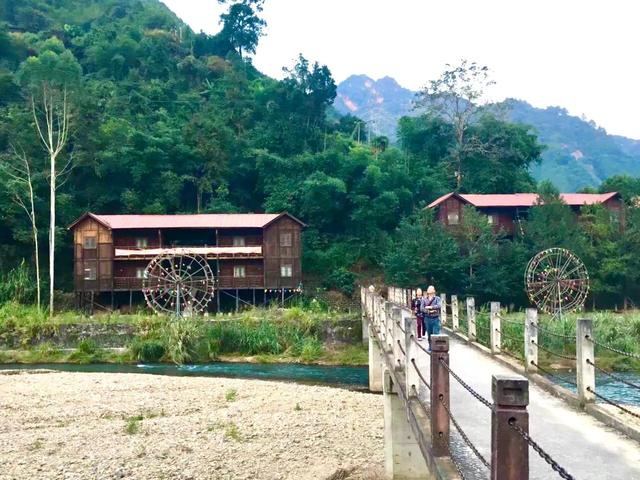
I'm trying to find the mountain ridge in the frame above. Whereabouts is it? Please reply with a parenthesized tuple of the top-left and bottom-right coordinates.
(334, 74, 640, 191)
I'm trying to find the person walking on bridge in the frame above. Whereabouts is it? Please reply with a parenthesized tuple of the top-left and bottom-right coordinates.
(421, 285, 441, 350)
(411, 288, 425, 340)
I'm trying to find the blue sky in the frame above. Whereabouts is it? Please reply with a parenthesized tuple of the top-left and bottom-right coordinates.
(162, 0, 640, 139)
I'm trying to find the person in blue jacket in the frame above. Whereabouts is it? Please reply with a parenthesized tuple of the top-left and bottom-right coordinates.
(420, 285, 441, 349)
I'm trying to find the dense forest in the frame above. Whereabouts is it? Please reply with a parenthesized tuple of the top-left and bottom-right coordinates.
(1, 0, 640, 309)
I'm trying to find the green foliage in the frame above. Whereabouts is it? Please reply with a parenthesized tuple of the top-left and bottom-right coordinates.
(0, 261, 37, 305)
(162, 319, 204, 365)
(130, 338, 166, 362)
(322, 268, 356, 297)
(225, 388, 237, 401)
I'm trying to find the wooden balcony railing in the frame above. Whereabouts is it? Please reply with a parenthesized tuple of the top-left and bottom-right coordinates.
(112, 275, 265, 291)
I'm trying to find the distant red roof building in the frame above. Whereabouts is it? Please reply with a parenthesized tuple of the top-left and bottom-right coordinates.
(426, 192, 623, 235)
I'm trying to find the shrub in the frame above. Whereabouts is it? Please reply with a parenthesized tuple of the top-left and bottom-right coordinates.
(162, 318, 204, 364)
(130, 338, 166, 362)
(0, 260, 37, 305)
(77, 339, 98, 355)
(322, 267, 357, 297)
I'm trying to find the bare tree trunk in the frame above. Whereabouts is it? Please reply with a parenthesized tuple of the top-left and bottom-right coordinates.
(1, 146, 41, 310)
(49, 151, 56, 316)
(31, 85, 71, 318)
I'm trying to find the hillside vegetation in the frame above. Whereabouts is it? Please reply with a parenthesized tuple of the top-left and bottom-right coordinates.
(335, 75, 640, 191)
(2, 1, 640, 309)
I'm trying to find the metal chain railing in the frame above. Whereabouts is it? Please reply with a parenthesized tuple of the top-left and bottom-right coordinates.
(585, 335, 640, 360)
(438, 357, 493, 409)
(508, 418, 575, 480)
(396, 320, 406, 334)
(410, 358, 431, 390)
(587, 386, 640, 420)
(534, 323, 574, 341)
(530, 360, 578, 387)
(413, 336, 432, 356)
(439, 395, 490, 469)
(586, 359, 640, 391)
(397, 339, 406, 357)
(531, 340, 577, 361)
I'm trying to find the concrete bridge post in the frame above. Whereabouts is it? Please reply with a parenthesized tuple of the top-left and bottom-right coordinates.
(369, 324, 383, 393)
(490, 302, 501, 354)
(405, 311, 418, 396)
(362, 293, 370, 346)
(441, 293, 448, 326)
(467, 297, 477, 341)
(430, 334, 450, 457)
(383, 368, 430, 479)
(385, 302, 394, 352)
(491, 375, 529, 480)
(525, 309, 538, 373)
(576, 318, 595, 404)
(398, 309, 412, 370)
(392, 307, 402, 367)
(451, 295, 459, 331)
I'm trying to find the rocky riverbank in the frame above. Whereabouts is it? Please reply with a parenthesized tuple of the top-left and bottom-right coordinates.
(0, 370, 384, 480)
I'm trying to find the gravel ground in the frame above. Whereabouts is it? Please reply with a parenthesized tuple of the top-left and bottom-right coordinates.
(0, 371, 384, 480)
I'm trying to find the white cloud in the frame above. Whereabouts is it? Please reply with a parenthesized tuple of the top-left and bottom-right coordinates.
(162, 0, 640, 139)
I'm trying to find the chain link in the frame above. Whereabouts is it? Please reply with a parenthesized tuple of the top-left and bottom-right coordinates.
(586, 359, 640, 391)
(439, 396, 490, 469)
(438, 357, 493, 409)
(532, 340, 577, 361)
(587, 387, 640, 420)
(412, 336, 432, 356)
(534, 323, 574, 341)
(410, 358, 431, 390)
(585, 335, 640, 360)
(508, 419, 575, 480)
(397, 339, 406, 357)
(396, 320, 406, 334)
(530, 361, 577, 387)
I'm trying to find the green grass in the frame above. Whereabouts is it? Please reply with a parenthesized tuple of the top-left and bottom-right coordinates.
(467, 308, 640, 371)
(124, 415, 143, 434)
(225, 388, 237, 402)
(0, 303, 365, 365)
(223, 422, 243, 442)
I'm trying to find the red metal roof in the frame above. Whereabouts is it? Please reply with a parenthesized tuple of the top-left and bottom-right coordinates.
(69, 212, 305, 230)
(427, 192, 619, 209)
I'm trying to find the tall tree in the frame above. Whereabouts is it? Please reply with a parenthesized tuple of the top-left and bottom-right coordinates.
(17, 40, 81, 316)
(416, 59, 495, 189)
(218, 1, 266, 58)
(0, 145, 41, 309)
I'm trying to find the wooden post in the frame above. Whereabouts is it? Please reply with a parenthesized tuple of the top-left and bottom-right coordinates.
(490, 302, 501, 354)
(441, 293, 448, 325)
(451, 295, 459, 331)
(467, 297, 476, 341)
(430, 334, 450, 457)
(525, 309, 538, 372)
(491, 375, 529, 480)
(576, 318, 595, 404)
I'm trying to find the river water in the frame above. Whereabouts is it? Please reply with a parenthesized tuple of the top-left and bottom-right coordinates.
(543, 371, 640, 405)
(0, 362, 369, 390)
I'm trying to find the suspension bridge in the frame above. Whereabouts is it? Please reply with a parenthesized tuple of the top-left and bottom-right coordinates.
(361, 286, 640, 480)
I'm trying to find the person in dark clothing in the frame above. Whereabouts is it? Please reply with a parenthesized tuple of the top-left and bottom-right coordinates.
(411, 288, 425, 339)
(420, 285, 442, 350)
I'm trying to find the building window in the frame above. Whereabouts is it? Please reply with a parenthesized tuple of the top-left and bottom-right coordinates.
(487, 215, 495, 225)
(234, 266, 246, 278)
(447, 212, 459, 225)
(136, 267, 146, 279)
(280, 232, 292, 247)
(136, 237, 148, 248)
(233, 236, 245, 247)
(83, 266, 96, 280)
(280, 264, 293, 278)
(83, 236, 97, 249)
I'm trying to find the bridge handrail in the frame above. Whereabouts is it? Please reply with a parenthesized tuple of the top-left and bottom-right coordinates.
(368, 286, 580, 479)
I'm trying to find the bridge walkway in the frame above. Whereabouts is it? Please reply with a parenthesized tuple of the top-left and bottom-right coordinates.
(442, 335, 640, 479)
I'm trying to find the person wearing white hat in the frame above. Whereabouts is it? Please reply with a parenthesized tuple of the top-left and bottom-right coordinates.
(420, 285, 441, 350)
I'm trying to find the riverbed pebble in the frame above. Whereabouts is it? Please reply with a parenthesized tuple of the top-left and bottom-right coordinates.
(0, 371, 384, 479)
